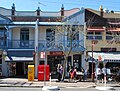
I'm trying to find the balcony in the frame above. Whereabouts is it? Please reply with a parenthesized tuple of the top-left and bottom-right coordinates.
(7, 40, 84, 51)
(8, 40, 34, 49)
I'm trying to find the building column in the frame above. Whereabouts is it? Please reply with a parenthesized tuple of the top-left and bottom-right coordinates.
(35, 19, 39, 78)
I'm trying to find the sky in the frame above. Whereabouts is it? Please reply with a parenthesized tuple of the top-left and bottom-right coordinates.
(0, 0, 120, 12)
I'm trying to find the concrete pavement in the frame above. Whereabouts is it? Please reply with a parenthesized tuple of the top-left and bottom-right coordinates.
(0, 78, 119, 88)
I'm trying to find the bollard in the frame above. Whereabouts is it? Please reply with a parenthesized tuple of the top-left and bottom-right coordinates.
(42, 73, 60, 91)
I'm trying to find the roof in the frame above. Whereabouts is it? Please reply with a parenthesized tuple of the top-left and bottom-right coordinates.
(86, 8, 120, 18)
(0, 7, 80, 17)
(0, 14, 12, 24)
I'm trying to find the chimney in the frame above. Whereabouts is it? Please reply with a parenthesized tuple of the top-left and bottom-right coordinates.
(11, 3, 15, 16)
(36, 7, 40, 16)
(61, 4, 64, 17)
(99, 5, 103, 17)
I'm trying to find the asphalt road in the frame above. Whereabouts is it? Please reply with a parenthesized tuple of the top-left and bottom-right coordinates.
(0, 87, 120, 91)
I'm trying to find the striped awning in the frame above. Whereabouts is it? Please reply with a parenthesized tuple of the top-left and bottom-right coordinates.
(87, 27, 104, 32)
(5, 56, 33, 62)
(88, 52, 120, 62)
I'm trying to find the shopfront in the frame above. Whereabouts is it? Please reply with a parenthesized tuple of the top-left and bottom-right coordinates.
(4, 50, 34, 77)
(47, 51, 64, 78)
(88, 52, 120, 78)
(7, 62, 33, 77)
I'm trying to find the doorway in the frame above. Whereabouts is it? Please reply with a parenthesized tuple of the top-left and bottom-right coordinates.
(73, 54, 82, 71)
(16, 62, 24, 77)
(47, 55, 64, 78)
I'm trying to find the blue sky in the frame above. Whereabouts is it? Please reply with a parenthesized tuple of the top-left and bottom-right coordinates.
(0, 0, 120, 12)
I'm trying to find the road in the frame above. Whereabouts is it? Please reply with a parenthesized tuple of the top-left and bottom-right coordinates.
(0, 87, 120, 91)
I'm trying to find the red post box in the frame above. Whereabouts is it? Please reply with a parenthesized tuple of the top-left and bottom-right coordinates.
(38, 65, 50, 81)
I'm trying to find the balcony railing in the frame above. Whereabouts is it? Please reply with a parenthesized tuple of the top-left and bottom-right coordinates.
(8, 40, 35, 49)
(6, 40, 84, 51)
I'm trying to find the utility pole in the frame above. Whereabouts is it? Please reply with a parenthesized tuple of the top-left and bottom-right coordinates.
(92, 40, 94, 82)
(35, 19, 39, 78)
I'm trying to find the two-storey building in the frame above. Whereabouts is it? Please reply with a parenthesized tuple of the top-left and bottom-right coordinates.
(0, 4, 85, 78)
(65, 6, 120, 77)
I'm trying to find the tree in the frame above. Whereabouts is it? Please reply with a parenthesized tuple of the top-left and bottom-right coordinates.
(51, 19, 85, 81)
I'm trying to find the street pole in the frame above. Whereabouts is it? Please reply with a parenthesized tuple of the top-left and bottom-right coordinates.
(92, 40, 94, 82)
(35, 19, 39, 78)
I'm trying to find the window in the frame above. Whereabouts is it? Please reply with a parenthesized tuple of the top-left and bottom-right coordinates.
(67, 26, 79, 47)
(106, 32, 113, 40)
(86, 31, 102, 40)
(101, 48, 116, 52)
(67, 27, 79, 41)
(0, 30, 7, 47)
(20, 28, 29, 47)
(46, 28, 55, 47)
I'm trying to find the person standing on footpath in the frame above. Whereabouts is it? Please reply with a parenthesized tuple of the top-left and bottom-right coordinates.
(57, 64, 63, 82)
(57, 64, 61, 82)
(59, 64, 63, 81)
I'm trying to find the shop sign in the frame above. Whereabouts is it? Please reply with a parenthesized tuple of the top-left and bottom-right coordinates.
(40, 52, 45, 58)
(49, 51, 63, 55)
(98, 54, 104, 61)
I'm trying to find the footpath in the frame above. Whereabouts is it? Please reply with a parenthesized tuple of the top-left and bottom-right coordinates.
(0, 78, 119, 88)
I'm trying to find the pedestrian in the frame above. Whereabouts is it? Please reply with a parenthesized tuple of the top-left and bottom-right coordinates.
(70, 68, 77, 80)
(59, 64, 63, 81)
(83, 68, 88, 81)
(57, 64, 63, 82)
(67, 64, 73, 79)
(57, 64, 61, 82)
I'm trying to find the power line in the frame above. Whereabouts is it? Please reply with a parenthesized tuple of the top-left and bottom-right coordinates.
(35, 0, 120, 11)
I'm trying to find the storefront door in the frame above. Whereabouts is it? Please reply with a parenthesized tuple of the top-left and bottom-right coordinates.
(16, 62, 24, 77)
(47, 55, 64, 78)
(73, 54, 82, 71)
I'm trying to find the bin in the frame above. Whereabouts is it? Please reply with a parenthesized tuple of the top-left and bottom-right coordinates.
(28, 65, 34, 81)
(38, 65, 50, 81)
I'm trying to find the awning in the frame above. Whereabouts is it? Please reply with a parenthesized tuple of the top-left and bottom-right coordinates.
(108, 28, 120, 32)
(87, 27, 104, 32)
(5, 50, 34, 62)
(5, 56, 33, 62)
(88, 52, 120, 62)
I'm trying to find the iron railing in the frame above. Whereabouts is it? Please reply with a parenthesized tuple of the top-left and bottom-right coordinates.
(3, 40, 84, 51)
